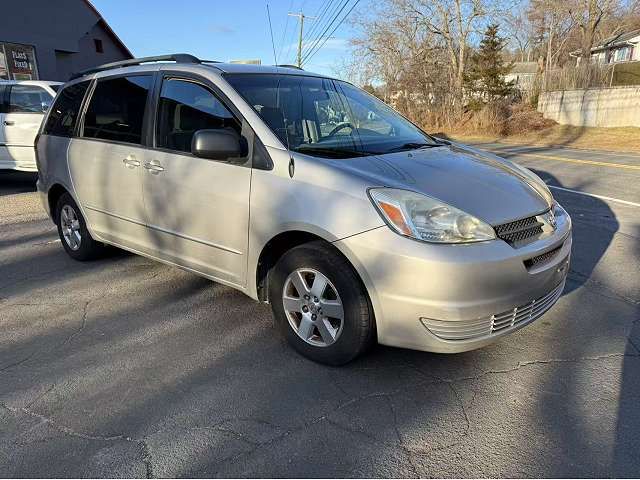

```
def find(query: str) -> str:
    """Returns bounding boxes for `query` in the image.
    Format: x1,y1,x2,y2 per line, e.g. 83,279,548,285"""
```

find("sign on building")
0,42,39,80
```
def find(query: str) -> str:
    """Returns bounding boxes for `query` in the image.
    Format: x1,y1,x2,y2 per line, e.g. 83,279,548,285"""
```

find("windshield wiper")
294,146,371,158
385,142,441,153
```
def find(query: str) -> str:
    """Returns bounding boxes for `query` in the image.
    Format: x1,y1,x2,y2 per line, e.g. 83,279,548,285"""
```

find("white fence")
538,87,640,127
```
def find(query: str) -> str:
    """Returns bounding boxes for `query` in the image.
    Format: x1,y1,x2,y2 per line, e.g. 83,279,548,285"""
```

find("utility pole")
288,12,315,67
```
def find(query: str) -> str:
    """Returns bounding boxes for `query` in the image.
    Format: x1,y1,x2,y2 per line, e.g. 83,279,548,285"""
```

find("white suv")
0,80,62,171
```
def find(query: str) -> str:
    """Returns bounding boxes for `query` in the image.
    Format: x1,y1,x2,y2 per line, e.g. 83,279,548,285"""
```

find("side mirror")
191,128,247,161
41,101,50,113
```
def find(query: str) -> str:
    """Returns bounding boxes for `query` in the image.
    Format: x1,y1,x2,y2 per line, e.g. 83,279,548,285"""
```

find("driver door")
141,75,251,287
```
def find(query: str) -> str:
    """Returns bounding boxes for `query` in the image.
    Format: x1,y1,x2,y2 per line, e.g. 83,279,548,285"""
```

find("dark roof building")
0,0,132,81
570,29,640,64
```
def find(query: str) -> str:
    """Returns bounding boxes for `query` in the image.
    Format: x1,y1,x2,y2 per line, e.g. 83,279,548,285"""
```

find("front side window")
82,75,152,145
156,78,240,153
42,81,90,137
8,85,52,113
225,73,438,158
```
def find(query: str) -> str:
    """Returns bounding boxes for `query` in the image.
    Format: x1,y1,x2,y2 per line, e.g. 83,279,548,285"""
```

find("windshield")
224,73,439,158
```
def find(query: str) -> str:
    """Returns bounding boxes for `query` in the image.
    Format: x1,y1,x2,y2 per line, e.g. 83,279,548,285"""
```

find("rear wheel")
55,193,106,261
270,241,374,365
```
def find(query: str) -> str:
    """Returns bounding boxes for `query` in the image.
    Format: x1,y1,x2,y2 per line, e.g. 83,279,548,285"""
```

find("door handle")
3,120,15,126
122,155,140,168
143,160,165,174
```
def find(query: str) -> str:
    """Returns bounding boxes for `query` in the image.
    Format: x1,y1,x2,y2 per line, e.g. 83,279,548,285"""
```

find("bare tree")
567,0,619,60
393,0,489,108
348,2,456,124
504,8,535,62
595,0,640,42
340,0,640,131
528,0,576,74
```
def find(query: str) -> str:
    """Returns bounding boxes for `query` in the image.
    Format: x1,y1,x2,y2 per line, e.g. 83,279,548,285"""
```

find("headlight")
368,188,496,243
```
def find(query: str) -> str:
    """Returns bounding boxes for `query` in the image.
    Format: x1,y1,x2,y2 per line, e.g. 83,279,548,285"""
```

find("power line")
288,11,316,67
299,0,349,62
301,0,360,66
276,0,295,62
302,0,335,45
283,0,305,64
300,0,346,59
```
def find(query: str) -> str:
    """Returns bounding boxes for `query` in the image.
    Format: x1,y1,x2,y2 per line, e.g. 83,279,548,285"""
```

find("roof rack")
69,53,216,80
276,64,304,70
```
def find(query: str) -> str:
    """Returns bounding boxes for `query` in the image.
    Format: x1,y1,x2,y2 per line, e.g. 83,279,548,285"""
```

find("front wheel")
269,241,375,365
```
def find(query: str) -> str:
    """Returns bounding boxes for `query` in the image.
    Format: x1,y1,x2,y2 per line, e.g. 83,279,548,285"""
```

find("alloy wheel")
282,268,344,347
60,204,82,251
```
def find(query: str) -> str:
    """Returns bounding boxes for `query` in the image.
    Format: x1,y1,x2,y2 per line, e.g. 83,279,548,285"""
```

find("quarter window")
156,78,240,153
82,75,152,145
42,81,90,137
8,85,52,113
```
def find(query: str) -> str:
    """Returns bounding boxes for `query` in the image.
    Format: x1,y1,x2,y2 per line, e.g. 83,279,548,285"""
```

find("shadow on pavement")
0,170,38,197
528,168,618,295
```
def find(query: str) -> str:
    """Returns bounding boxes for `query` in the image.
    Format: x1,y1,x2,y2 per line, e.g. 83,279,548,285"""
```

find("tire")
269,241,375,365
55,193,106,261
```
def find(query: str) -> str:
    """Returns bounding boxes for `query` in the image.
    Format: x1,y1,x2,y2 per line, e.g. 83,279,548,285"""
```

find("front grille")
421,281,565,341
524,245,562,270
494,213,545,246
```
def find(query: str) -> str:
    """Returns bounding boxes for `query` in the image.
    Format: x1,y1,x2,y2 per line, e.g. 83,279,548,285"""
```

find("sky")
91,0,360,79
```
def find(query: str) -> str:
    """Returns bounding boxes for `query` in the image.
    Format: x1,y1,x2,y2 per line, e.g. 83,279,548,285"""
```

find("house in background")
0,0,132,81
505,61,540,92
571,29,640,65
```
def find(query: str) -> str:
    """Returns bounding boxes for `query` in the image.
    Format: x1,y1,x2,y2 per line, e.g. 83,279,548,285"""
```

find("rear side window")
42,81,90,137
156,78,240,153
8,85,52,113
82,75,152,145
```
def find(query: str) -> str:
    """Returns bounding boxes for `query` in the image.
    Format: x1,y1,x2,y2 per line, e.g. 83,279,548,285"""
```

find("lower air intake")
421,281,565,341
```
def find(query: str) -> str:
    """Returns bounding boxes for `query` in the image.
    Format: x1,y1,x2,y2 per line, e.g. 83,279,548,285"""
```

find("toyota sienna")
36,54,571,365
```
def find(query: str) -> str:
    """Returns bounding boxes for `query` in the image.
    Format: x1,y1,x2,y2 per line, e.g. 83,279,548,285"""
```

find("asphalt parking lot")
1,143,639,477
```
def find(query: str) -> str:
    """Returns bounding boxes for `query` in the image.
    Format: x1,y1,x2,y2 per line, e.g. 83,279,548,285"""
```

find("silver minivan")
36,54,571,365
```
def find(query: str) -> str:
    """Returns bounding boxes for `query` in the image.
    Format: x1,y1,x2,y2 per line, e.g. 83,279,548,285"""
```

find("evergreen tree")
465,24,515,105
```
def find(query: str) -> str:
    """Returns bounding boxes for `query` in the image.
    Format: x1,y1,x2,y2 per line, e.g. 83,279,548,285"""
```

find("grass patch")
438,124,640,153
431,102,640,153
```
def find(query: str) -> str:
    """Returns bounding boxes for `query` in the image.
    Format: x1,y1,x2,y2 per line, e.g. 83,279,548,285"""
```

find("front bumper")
334,206,572,353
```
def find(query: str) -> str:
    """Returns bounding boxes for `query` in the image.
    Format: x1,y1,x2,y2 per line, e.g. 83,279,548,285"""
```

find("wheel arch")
47,183,70,219
255,230,372,311
256,230,322,302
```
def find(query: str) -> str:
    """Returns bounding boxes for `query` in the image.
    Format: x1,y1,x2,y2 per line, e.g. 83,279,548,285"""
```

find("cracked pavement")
1,144,639,478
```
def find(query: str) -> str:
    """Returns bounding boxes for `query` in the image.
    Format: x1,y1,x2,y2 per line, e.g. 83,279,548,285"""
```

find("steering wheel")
327,122,355,137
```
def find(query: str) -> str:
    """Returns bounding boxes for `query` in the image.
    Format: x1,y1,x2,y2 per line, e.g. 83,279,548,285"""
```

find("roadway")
0,143,638,477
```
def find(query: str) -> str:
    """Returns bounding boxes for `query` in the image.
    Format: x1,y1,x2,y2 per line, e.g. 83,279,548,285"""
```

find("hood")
328,144,552,226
